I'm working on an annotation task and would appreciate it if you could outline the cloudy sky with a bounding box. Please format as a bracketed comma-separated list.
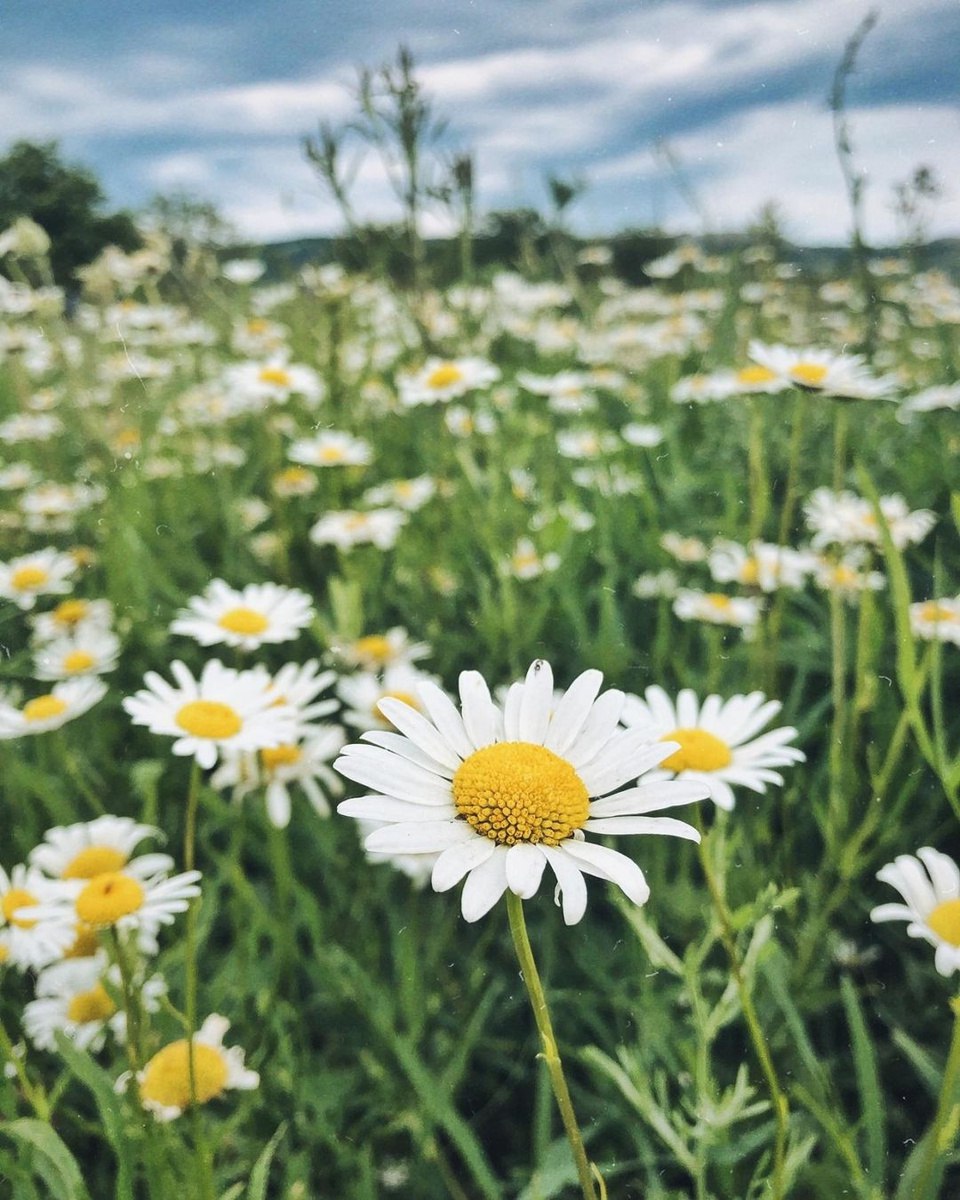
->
[4, 0, 959, 245]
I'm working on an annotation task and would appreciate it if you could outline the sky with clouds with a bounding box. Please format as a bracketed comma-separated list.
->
[3, 0, 958, 245]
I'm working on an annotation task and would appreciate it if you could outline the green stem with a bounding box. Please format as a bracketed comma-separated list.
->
[696, 824, 789, 1200]
[828, 587, 848, 846]
[777, 391, 808, 547]
[832, 404, 849, 492]
[0, 1015, 50, 1120]
[109, 927, 143, 1071]
[748, 396, 769, 541]
[506, 893, 601, 1200]
[914, 996, 960, 1200]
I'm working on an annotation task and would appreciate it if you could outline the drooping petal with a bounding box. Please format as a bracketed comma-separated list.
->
[432, 837, 498, 892]
[540, 845, 589, 925]
[561, 840, 650, 906]
[460, 848, 510, 922]
[505, 842, 547, 899]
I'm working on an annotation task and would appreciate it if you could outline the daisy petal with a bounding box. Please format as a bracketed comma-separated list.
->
[461, 848, 509, 922]
[505, 843, 547, 899]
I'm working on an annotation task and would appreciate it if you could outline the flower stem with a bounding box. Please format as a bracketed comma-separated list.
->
[696, 820, 789, 1200]
[0, 1015, 50, 1120]
[914, 995, 960, 1200]
[506, 892, 601, 1200]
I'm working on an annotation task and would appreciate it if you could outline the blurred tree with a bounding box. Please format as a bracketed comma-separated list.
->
[0, 140, 140, 285]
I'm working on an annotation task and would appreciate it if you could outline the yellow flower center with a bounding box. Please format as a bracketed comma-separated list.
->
[353, 634, 394, 665]
[426, 362, 463, 390]
[53, 599, 89, 626]
[736, 365, 777, 386]
[0, 944, 8, 964]
[452, 741, 589, 846]
[317, 445, 346, 463]
[790, 362, 828, 388]
[258, 367, 291, 387]
[175, 700, 243, 739]
[139, 1041, 229, 1110]
[741, 559, 760, 586]
[706, 594, 733, 611]
[62, 846, 128, 880]
[65, 924, 100, 958]
[2, 888, 38, 929]
[217, 607, 269, 636]
[11, 566, 49, 591]
[66, 982, 117, 1025]
[260, 744, 301, 769]
[376, 690, 421, 724]
[63, 650, 96, 674]
[246, 319, 268, 334]
[928, 899, 960, 947]
[919, 602, 954, 623]
[275, 466, 313, 489]
[660, 729, 733, 773]
[75, 873, 145, 926]
[23, 695, 68, 722]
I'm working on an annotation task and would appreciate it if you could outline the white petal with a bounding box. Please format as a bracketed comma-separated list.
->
[518, 660, 553, 744]
[460, 848, 510, 922]
[566, 690, 625, 769]
[502, 682, 524, 741]
[544, 670, 603, 756]
[578, 732, 679, 797]
[364, 821, 472, 854]
[505, 843, 547, 899]
[917, 847, 960, 900]
[416, 682, 475, 760]
[869, 903, 915, 924]
[334, 751, 453, 806]
[431, 838, 497, 891]
[359, 730, 455, 778]
[339, 796, 455, 822]
[540, 845, 588, 925]
[375, 700, 462, 770]
[561, 840, 650, 906]
[458, 672, 501, 749]
[583, 815, 701, 841]
[266, 782, 291, 829]
[588, 780, 707, 816]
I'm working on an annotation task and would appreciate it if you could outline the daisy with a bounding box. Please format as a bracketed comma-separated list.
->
[0, 547, 77, 610]
[871, 848, 960, 977]
[272, 465, 319, 498]
[335, 660, 709, 924]
[804, 488, 936, 550]
[131, 1014, 259, 1122]
[55, 866, 201, 937]
[707, 540, 815, 593]
[331, 628, 431, 671]
[338, 665, 441, 733]
[909, 598, 960, 645]
[266, 660, 339, 732]
[211, 726, 346, 828]
[673, 589, 762, 632]
[0, 677, 108, 738]
[811, 551, 885, 598]
[0, 865, 76, 969]
[898, 383, 960, 420]
[505, 538, 561, 580]
[221, 358, 322, 410]
[309, 509, 408, 551]
[169, 580, 315, 651]
[362, 476, 437, 512]
[31, 599, 114, 644]
[748, 341, 897, 400]
[123, 659, 298, 769]
[33, 627, 121, 680]
[29, 816, 170, 882]
[287, 431, 372, 468]
[661, 532, 708, 563]
[397, 357, 500, 407]
[620, 687, 804, 811]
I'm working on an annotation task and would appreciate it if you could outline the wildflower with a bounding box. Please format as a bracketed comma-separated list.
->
[272, 465, 318, 498]
[621, 687, 804, 811]
[621, 423, 665, 448]
[811, 551, 885, 598]
[132, 1015, 259, 1121]
[0, 677, 107, 738]
[33, 628, 121, 680]
[170, 580, 315, 651]
[62, 867, 201, 935]
[707, 540, 814, 593]
[29, 817, 170, 882]
[331, 629, 431, 672]
[338, 665, 440, 733]
[804, 488, 935, 550]
[0, 865, 75, 969]
[909, 597, 960, 645]
[221, 358, 322, 409]
[221, 259, 265, 285]
[267, 660, 339, 732]
[335, 660, 708, 924]
[748, 341, 897, 400]
[397, 357, 500, 406]
[123, 660, 297, 769]
[898, 383, 960, 419]
[0, 548, 77, 610]
[673, 589, 762, 632]
[632, 569, 679, 599]
[506, 538, 561, 580]
[31, 599, 114, 644]
[871, 848, 960, 976]
[309, 508, 407, 551]
[287, 431, 372, 468]
[362, 476, 437, 512]
[661, 532, 708, 563]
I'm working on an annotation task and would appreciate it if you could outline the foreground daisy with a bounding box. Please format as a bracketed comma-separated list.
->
[871, 848, 960, 976]
[123, 660, 298, 769]
[335, 660, 708, 924]
[170, 580, 315, 651]
[621, 687, 804, 811]
[747, 341, 896, 400]
[0, 865, 75, 969]
[130, 1014, 259, 1121]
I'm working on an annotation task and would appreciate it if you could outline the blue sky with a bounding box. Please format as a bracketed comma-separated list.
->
[3, 0, 958, 244]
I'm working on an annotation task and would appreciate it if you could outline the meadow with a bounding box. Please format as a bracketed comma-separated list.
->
[0, 221, 958, 1200]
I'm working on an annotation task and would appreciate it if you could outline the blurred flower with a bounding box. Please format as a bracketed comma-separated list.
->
[0, 677, 108, 738]
[909, 597, 960, 645]
[170, 580, 315, 651]
[309, 508, 407, 551]
[0, 547, 77, 610]
[871, 848, 960, 976]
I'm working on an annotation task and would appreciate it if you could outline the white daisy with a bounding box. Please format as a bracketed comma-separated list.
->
[169, 580, 315, 651]
[804, 488, 936, 550]
[122, 659, 298, 769]
[672, 589, 762, 632]
[397, 357, 500, 407]
[0, 677, 108, 738]
[309, 508, 408, 551]
[29, 816, 170, 882]
[337, 665, 440, 733]
[362, 476, 437, 512]
[871, 848, 960, 976]
[287, 431, 372, 468]
[0, 865, 76, 970]
[620, 687, 805, 812]
[211, 726, 346, 828]
[335, 660, 708, 925]
[707, 540, 815, 593]
[30, 598, 114, 644]
[747, 341, 897, 400]
[53, 866, 202, 937]
[0, 547, 77, 610]
[266, 660, 339, 733]
[130, 1013, 259, 1122]
[33, 627, 121, 680]
[909, 598, 960, 645]
[506, 538, 561, 580]
[330, 628, 431, 672]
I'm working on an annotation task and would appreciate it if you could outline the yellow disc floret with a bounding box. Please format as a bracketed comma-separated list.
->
[2, 888, 38, 929]
[260, 744, 301, 770]
[258, 367, 291, 388]
[67, 982, 117, 1025]
[11, 566, 49, 591]
[736, 365, 777, 387]
[353, 634, 394, 666]
[23, 695, 68, 722]
[53, 599, 90, 626]
[426, 362, 463, 390]
[661, 729, 733, 773]
[928, 899, 960, 947]
[790, 362, 828, 388]
[65, 924, 101, 958]
[63, 650, 96, 674]
[75, 873, 145, 926]
[452, 742, 589, 846]
[62, 846, 128, 880]
[139, 1041, 229, 1111]
[175, 700, 243, 739]
[919, 602, 955, 623]
[216, 607, 269, 636]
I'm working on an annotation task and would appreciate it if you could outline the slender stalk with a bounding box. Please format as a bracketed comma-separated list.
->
[0, 1015, 50, 1120]
[696, 821, 789, 1200]
[828, 588, 849, 846]
[914, 996, 960, 1200]
[109, 927, 143, 1071]
[748, 396, 769, 541]
[832, 405, 849, 492]
[506, 893, 601, 1200]
[777, 391, 808, 548]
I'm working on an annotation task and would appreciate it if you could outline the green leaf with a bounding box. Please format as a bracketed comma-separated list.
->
[840, 976, 886, 1189]
[247, 1123, 287, 1200]
[0, 1119, 91, 1200]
